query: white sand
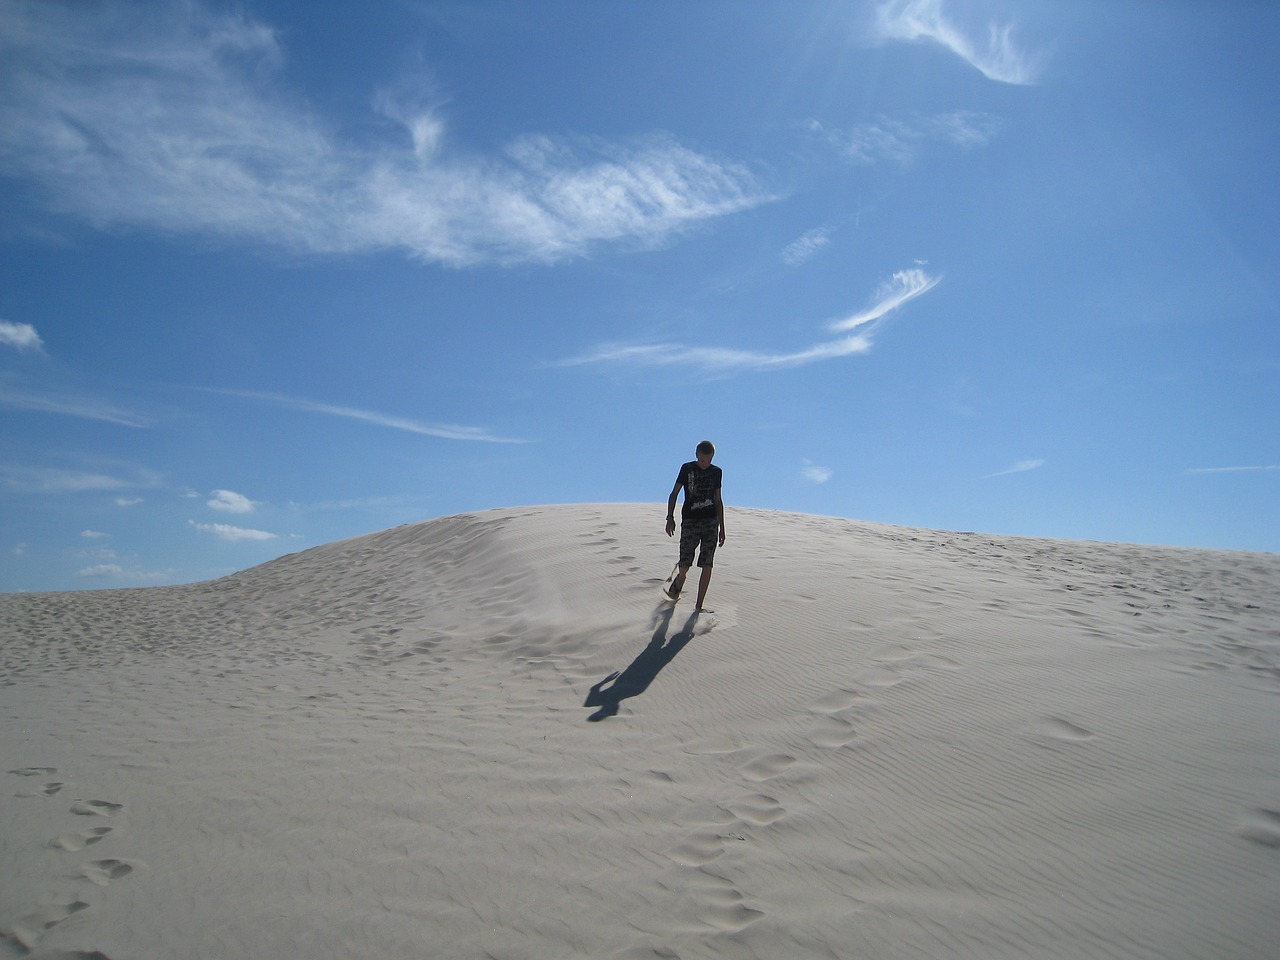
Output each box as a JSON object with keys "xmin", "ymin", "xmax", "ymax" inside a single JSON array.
[{"xmin": 2, "ymin": 504, "xmax": 1278, "ymax": 959}]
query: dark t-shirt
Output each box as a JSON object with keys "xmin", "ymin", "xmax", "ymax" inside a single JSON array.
[{"xmin": 676, "ymin": 461, "xmax": 723, "ymax": 520}]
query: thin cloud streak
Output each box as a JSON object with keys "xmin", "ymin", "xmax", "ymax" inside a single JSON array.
[
  {"xmin": 1185, "ymin": 465, "xmax": 1280, "ymax": 475},
  {"xmin": 829, "ymin": 268, "xmax": 939, "ymax": 332},
  {"xmin": 0, "ymin": 376, "xmax": 152, "ymax": 427},
  {"xmin": 563, "ymin": 267, "xmax": 939, "ymax": 374},
  {"xmin": 0, "ymin": 2, "xmax": 769, "ymax": 266},
  {"xmin": 986, "ymin": 459, "xmax": 1046, "ymax": 478},
  {"xmin": 874, "ymin": 0, "xmax": 1043, "ymax": 86},
  {"xmin": 810, "ymin": 112, "xmax": 1002, "ymax": 167},
  {"xmin": 0, "ymin": 464, "xmax": 163, "ymax": 494},
  {"xmin": 206, "ymin": 389, "xmax": 527, "ymax": 443},
  {"xmin": 782, "ymin": 227, "xmax": 833, "ymax": 266}
]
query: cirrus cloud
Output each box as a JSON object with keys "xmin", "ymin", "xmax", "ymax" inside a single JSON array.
[
  {"xmin": 986, "ymin": 459, "xmax": 1046, "ymax": 478},
  {"xmin": 0, "ymin": 1, "xmax": 769, "ymax": 267},
  {"xmin": 874, "ymin": 0, "xmax": 1045, "ymax": 85},
  {"xmin": 563, "ymin": 267, "xmax": 940, "ymax": 374}
]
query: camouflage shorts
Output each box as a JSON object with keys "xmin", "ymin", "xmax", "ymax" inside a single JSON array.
[{"xmin": 678, "ymin": 517, "xmax": 720, "ymax": 568}]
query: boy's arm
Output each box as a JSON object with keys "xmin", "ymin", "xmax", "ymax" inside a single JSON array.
[
  {"xmin": 714, "ymin": 488, "xmax": 726, "ymax": 545},
  {"xmin": 665, "ymin": 480, "xmax": 682, "ymax": 537}
]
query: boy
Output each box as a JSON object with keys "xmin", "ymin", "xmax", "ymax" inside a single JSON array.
[{"xmin": 664, "ymin": 440, "xmax": 726, "ymax": 610}]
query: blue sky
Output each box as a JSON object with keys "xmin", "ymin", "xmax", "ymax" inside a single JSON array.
[{"xmin": 1, "ymin": 0, "xmax": 1276, "ymax": 592}]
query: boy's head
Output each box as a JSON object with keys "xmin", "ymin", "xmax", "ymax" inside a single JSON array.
[{"xmin": 695, "ymin": 440, "xmax": 715, "ymax": 462}]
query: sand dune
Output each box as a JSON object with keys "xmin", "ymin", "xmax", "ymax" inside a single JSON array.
[{"xmin": 2, "ymin": 504, "xmax": 1277, "ymax": 959}]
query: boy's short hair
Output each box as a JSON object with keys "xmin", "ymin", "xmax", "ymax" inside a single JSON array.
[{"xmin": 696, "ymin": 440, "xmax": 715, "ymax": 457}]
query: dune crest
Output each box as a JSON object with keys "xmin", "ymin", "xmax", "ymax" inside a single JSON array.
[{"xmin": 2, "ymin": 504, "xmax": 1277, "ymax": 958}]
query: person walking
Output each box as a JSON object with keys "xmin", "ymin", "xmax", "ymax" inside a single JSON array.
[{"xmin": 664, "ymin": 440, "xmax": 726, "ymax": 611}]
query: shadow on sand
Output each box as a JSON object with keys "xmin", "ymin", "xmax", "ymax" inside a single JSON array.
[{"xmin": 584, "ymin": 605, "xmax": 701, "ymax": 721}]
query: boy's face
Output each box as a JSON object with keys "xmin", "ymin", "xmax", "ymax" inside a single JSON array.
[{"xmin": 696, "ymin": 450, "xmax": 713, "ymax": 467}]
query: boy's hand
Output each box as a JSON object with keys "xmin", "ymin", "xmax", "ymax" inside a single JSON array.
[{"xmin": 665, "ymin": 517, "xmax": 676, "ymax": 537}]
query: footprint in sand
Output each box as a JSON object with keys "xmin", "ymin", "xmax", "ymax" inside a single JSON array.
[
  {"xmin": 15, "ymin": 781, "xmax": 64, "ymax": 798},
  {"xmin": 725, "ymin": 793, "xmax": 786, "ymax": 827},
  {"xmin": 1026, "ymin": 717, "xmax": 1096, "ymax": 747},
  {"xmin": 807, "ymin": 715, "xmax": 860, "ymax": 749},
  {"xmin": 667, "ymin": 831, "xmax": 729, "ymax": 868},
  {"xmin": 740, "ymin": 753, "xmax": 796, "ymax": 783},
  {"xmin": 691, "ymin": 870, "xmax": 764, "ymax": 932},
  {"xmin": 71, "ymin": 799, "xmax": 123, "ymax": 817},
  {"xmin": 1236, "ymin": 809, "xmax": 1280, "ymax": 848},
  {"xmin": 50, "ymin": 827, "xmax": 113, "ymax": 851},
  {"xmin": 77, "ymin": 859, "xmax": 135, "ymax": 886},
  {"xmin": 5, "ymin": 899, "xmax": 89, "ymax": 951},
  {"xmin": 682, "ymin": 735, "xmax": 739, "ymax": 756},
  {"xmin": 807, "ymin": 688, "xmax": 865, "ymax": 714},
  {"xmin": 8, "ymin": 766, "xmax": 57, "ymax": 777},
  {"xmin": 806, "ymin": 689, "xmax": 865, "ymax": 748}
]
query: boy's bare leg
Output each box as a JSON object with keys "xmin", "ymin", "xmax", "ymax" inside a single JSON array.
[
  {"xmin": 694, "ymin": 565, "xmax": 713, "ymax": 610},
  {"xmin": 672, "ymin": 564, "xmax": 690, "ymax": 593}
]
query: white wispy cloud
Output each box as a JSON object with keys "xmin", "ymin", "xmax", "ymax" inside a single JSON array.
[
  {"xmin": 204, "ymin": 388, "xmax": 526, "ymax": 443},
  {"xmin": 0, "ymin": 320, "xmax": 43, "ymax": 351},
  {"xmin": 802, "ymin": 461, "xmax": 833, "ymax": 484},
  {"xmin": 291, "ymin": 494, "xmax": 419, "ymax": 512},
  {"xmin": 207, "ymin": 489, "xmax": 256, "ymax": 514},
  {"xmin": 563, "ymin": 267, "xmax": 940, "ymax": 374},
  {"xmin": 0, "ymin": 1, "xmax": 768, "ymax": 266},
  {"xmin": 0, "ymin": 374, "xmax": 152, "ymax": 427},
  {"xmin": 809, "ymin": 112, "xmax": 1002, "ymax": 167},
  {"xmin": 76, "ymin": 563, "xmax": 126, "ymax": 579},
  {"xmin": 782, "ymin": 227, "xmax": 834, "ymax": 266},
  {"xmin": 75, "ymin": 562, "xmax": 167, "ymax": 582},
  {"xmin": 0, "ymin": 464, "xmax": 162, "ymax": 494},
  {"xmin": 1185, "ymin": 465, "xmax": 1280, "ymax": 475},
  {"xmin": 874, "ymin": 0, "xmax": 1043, "ymax": 85},
  {"xmin": 986, "ymin": 458, "xmax": 1046, "ymax": 478},
  {"xmin": 828, "ymin": 267, "xmax": 940, "ymax": 332},
  {"xmin": 80, "ymin": 529, "xmax": 109, "ymax": 539},
  {"xmin": 191, "ymin": 521, "xmax": 278, "ymax": 542}
]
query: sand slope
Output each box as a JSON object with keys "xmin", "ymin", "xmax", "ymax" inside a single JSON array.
[{"xmin": 2, "ymin": 504, "xmax": 1278, "ymax": 959}]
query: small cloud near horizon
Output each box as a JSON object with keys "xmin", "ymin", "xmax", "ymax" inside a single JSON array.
[
  {"xmin": 75, "ymin": 562, "xmax": 167, "ymax": 582},
  {"xmin": 76, "ymin": 563, "xmax": 125, "ymax": 579},
  {"xmin": 873, "ymin": 0, "xmax": 1044, "ymax": 86},
  {"xmin": 802, "ymin": 461, "xmax": 833, "ymax": 484},
  {"xmin": 208, "ymin": 489, "xmax": 257, "ymax": 514},
  {"xmin": 191, "ymin": 520, "xmax": 278, "ymax": 542},
  {"xmin": 986, "ymin": 458, "xmax": 1045, "ymax": 478}
]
